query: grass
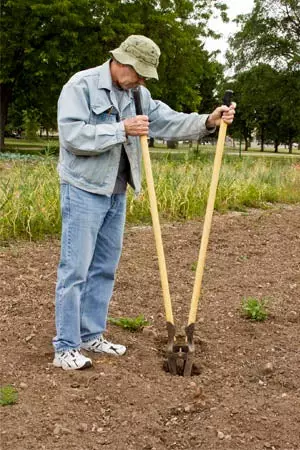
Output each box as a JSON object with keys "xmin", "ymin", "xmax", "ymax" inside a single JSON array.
[
  {"xmin": 241, "ymin": 297, "xmax": 269, "ymax": 321},
  {"xmin": 1, "ymin": 153, "xmax": 300, "ymax": 242},
  {"xmin": 108, "ymin": 315, "xmax": 150, "ymax": 332},
  {"xmin": 0, "ymin": 385, "xmax": 18, "ymax": 406}
]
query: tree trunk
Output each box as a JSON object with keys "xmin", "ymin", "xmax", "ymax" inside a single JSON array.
[
  {"xmin": 288, "ymin": 136, "xmax": 293, "ymax": 154},
  {"xmin": 274, "ymin": 139, "xmax": 279, "ymax": 153},
  {"xmin": 166, "ymin": 140, "xmax": 178, "ymax": 149},
  {"xmin": 148, "ymin": 137, "xmax": 154, "ymax": 147},
  {"xmin": 260, "ymin": 126, "xmax": 265, "ymax": 152},
  {"xmin": 0, "ymin": 84, "xmax": 12, "ymax": 151}
]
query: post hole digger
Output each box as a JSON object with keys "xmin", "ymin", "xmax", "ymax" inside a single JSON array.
[{"xmin": 133, "ymin": 88, "xmax": 234, "ymax": 376}]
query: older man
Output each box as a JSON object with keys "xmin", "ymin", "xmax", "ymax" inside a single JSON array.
[{"xmin": 53, "ymin": 35, "xmax": 235, "ymax": 370}]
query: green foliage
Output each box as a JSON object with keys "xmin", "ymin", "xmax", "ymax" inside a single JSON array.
[
  {"xmin": 0, "ymin": 158, "xmax": 60, "ymax": 242},
  {"xmin": 223, "ymin": 65, "xmax": 300, "ymax": 152},
  {"xmin": 108, "ymin": 315, "xmax": 149, "ymax": 332},
  {"xmin": 22, "ymin": 109, "xmax": 40, "ymax": 140},
  {"xmin": 191, "ymin": 261, "xmax": 197, "ymax": 271},
  {"xmin": 0, "ymin": 385, "xmax": 18, "ymax": 406},
  {"xmin": 227, "ymin": 0, "xmax": 300, "ymax": 70},
  {"xmin": 1, "ymin": 0, "xmax": 228, "ymax": 147},
  {"xmin": 241, "ymin": 297, "xmax": 268, "ymax": 321},
  {"xmin": 1, "ymin": 154, "xmax": 300, "ymax": 241}
]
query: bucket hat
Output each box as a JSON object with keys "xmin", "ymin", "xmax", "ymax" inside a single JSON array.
[{"xmin": 110, "ymin": 35, "xmax": 160, "ymax": 80}]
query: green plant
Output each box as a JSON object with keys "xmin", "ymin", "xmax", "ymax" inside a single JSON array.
[
  {"xmin": 241, "ymin": 297, "xmax": 268, "ymax": 321},
  {"xmin": 191, "ymin": 261, "xmax": 197, "ymax": 271},
  {"xmin": 0, "ymin": 385, "xmax": 18, "ymax": 406},
  {"xmin": 108, "ymin": 315, "xmax": 149, "ymax": 332}
]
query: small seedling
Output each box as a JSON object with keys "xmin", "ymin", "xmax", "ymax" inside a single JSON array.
[
  {"xmin": 238, "ymin": 255, "xmax": 249, "ymax": 262},
  {"xmin": 241, "ymin": 297, "xmax": 268, "ymax": 321},
  {"xmin": 108, "ymin": 314, "xmax": 150, "ymax": 332},
  {"xmin": 191, "ymin": 261, "xmax": 197, "ymax": 271},
  {"xmin": 0, "ymin": 385, "xmax": 18, "ymax": 406}
]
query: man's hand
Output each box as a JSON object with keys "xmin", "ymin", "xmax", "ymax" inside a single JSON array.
[
  {"xmin": 123, "ymin": 115, "xmax": 149, "ymax": 136},
  {"xmin": 206, "ymin": 103, "xmax": 236, "ymax": 129}
]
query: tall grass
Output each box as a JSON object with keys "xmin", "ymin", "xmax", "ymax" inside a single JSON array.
[
  {"xmin": 1, "ymin": 158, "xmax": 60, "ymax": 241},
  {"xmin": 1, "ymin": 155, "xmax": 300, "ymax": 242}
]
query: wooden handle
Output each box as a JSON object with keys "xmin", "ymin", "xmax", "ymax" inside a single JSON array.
[
  {"xmin": 188, "ymin": 119, "xmax": 228, "ymax": 325},
  {"xmin": 140, "ymin": 135, "xmax": 174, "ymax": 325}
]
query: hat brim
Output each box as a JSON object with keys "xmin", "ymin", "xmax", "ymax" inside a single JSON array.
[{"xmin": 110, "ymin": 49, "xmax": 159, "ymax": 80}]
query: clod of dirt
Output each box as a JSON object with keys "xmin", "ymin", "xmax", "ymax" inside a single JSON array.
[{"xmin": 142, "ymin": 326, "xmax": 158, "ymax": 338}]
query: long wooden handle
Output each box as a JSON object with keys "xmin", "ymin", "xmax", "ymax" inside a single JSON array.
[
  {"xmin": 188, "ymin": 119, "xmax": 228, "ymax": 325},
  {"xmin": 140, "ymin": 135, "xmax": 174, "ymax": 325}
]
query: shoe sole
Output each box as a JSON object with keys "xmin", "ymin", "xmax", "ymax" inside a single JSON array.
[
  {"xmin": 82, "ymin": 347, "xmax": 126, "ymax": 356},
  {"xmin": 53, "ymin": 360, "xmax": 92, "ymax": 370}
]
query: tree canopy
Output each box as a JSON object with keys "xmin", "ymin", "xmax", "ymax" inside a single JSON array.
[
  {"xmin": 0, "ymin": 0, "xmax": 227, "ymax": 148},
  {"xmin": 227, "ymin": 0, "xmax": 300, "ymax": 71}
]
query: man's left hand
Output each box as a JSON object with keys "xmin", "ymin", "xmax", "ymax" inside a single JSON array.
[{"xmin": 206, "ymin": 103, "xmax": 236, "ymax": 129}]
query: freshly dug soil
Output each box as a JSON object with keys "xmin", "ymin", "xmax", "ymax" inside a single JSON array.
[{"xmin": 1, "ymin": 205, "xmax": 299, "ymax": 450}]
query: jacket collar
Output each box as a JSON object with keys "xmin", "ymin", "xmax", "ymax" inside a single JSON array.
[
  {"xmin": 97, "ymin": 60, "xmax": 113, "ymax": 91},
  {"xmin": 97, "ymin": 59, "xmax": 134, "ymax": 100}
]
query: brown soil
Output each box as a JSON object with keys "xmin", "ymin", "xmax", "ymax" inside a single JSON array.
[{"xmin": 1, "ymin": 205, "xmax": 300, "ymax": 450}]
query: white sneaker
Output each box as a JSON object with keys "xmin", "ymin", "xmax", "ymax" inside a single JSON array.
[
  {"xmin": 81, "ymin": 336, "xmax": 126, "ymax": 356},
  {"xmin": 53, "ymin": 349, "xmax": 92, "ymax": 370}
]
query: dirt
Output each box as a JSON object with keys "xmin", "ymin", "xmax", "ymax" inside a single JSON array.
[{"xmin": 1, "ymin": 205, "xmax": 300, "ymax": 450}]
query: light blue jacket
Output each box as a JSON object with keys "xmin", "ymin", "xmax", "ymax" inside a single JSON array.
[{"xmin": 57, "ymin": 60, "xmax": 214, "ymax": 196}]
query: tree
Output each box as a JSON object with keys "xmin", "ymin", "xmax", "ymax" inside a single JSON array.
[
  {"xmin": 227, "ymin": 0, "xmax": 300, "ymax": 71},
  {"xmin": 1, "ymin": 0, "xmax": 228, "ymax": 149}
]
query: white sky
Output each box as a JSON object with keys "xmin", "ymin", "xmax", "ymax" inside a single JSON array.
[{"xmin": 204, "ymin": 0, "xmax": 255, "ymax": 63}]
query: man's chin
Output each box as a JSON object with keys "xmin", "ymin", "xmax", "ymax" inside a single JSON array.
[{"xmin": 120, "ymin": 82, "xmax": 139, "ymax": 90}]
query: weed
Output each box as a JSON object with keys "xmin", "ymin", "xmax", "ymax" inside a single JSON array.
[
  {"xmin": 191, "ymin": 261, "xmax": 197, "ymax": 271},
  {"xmin": 0, "ymin": 385, "xmax": 18, "ymax": 406},
  {"xmin": 241, "ymin": 297, "xmax": 268, "ymax": 321},
  {"xmin": 108, "ymin": 315, "xmax": 150, "ymax": 332}
]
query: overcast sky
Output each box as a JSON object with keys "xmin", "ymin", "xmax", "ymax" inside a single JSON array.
[{"xmin": 204, "ymin": 0, "xmax": 255, "ymax": 63}]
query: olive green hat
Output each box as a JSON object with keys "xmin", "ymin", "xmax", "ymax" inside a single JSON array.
[{"xmin": 110, "ymin": 35, "xmax": 160, "ymax": 80}]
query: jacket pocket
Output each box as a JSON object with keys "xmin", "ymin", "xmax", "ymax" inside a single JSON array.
[
  {"xmin": 68, "ymin": 148, "xmax": 117, "ymax": 186},
  {"xmin": 90, "ymin": 105, "xmax": 118, "ymax": 124}
]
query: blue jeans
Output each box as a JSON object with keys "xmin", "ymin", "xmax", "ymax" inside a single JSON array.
[{"xmin": 53, "ymin": 183, "xmax": 126, "ymax": 352}]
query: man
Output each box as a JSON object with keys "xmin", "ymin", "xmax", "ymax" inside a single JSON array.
[{"xmin": 53, "ymin": 35, "xmax": 235, "ymax": 370}]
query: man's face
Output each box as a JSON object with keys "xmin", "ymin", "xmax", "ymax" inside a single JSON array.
[{"xmin": 115, "ymin": 64, "xmax": 147, "ymax": 90}]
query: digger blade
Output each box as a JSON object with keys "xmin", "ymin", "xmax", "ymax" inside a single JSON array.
[{"xmin": 165, "ymin": 322, "xmax": 195, "ymax": 376}]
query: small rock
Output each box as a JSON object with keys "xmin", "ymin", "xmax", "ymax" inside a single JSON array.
[
  {"xmin": 262, "ymin": 362, "xmax": 274, "ymax": 375},
  {"xmin": 286, "ymin": 311, "xmax": 298, "ymax": 323},
  {"xmin": 60, "ymin": 426, "xmax": 72, "ymax": 435},
  {"xmin": 77, "ymin": 423, "xmax": 88, "ymax": 432},
  {"xmin": 217, "ymin": 431, "xmax": 225, "ymax": 440},
  {"xmin": 20, "ymin": 382, "xmax": 28, "ymax": 389},
  {"xmin": 281, "ymin": 393, "xmax": 288, "ymax": 398},
  {"xmin": 53, "ymin": 424, "xmax": 61, "ymax": 436},
  {"xmin": 53, "ymin": 424, "xmax": 71, "ymax": 435},
  {"xmin": 71, "ymin": 382, "xmax": 80, "ymax": 388},
  {"xmin": 258, "ymin": 379, "xmax": 265, "ymax": 386},
  {"xmin": 184, "ymin": 404, "xmax": 195, "ymax": 413},
  {"xmin": 25, "ymin": 334, "xmax": 35, "ymax": 342}
]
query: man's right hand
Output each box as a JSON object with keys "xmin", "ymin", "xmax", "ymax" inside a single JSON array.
[{"xmin": 123, "ymin": 115, "xmax": 149, "ymax": 136}]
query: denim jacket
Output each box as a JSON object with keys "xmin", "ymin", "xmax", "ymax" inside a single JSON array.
[{"xmin": 57, "ymin": 60, "xmax": 214, "ymax": 196}]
